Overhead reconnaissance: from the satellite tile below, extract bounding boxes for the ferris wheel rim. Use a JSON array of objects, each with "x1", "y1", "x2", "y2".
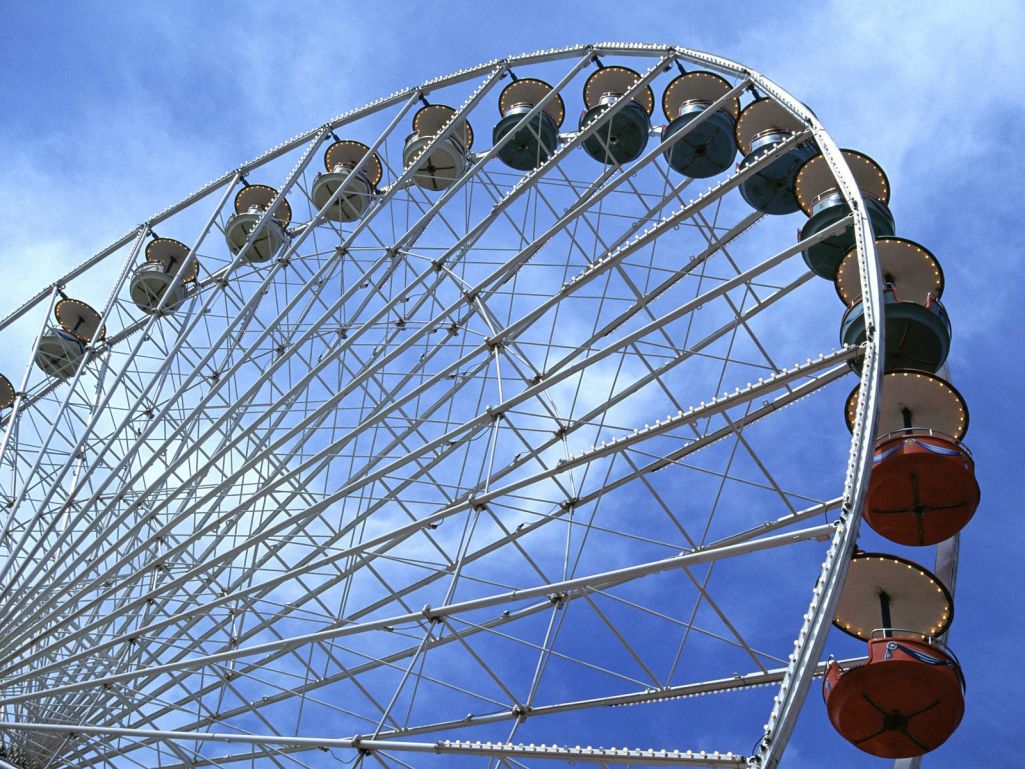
[{"x1": 0, "y1": 43, "x2": 888, "y2": 769}]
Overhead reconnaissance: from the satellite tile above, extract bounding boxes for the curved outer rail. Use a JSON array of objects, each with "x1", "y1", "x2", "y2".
[{"x1": 740, "y1": 70, "x2": 885, "y2": 768}]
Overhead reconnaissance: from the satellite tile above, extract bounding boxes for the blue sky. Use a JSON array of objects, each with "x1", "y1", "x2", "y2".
[{"x1": 0, "y1": 1, "x2": 1022, "y2": 766}]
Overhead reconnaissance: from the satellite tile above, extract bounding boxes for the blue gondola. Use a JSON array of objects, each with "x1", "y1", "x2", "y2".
[
  {"x1": 842, "y1": 287, "x2": 951, "y2": 374},
  {"x1": 836, "y1": 237, "x2": 951, "y2": 374},
  {"x1": 735, "y1": 98, "x2": 817, "y2": 215},
  {"x1": 661, "y1": 71, "x2": 739, "y2": 178},
  {"x1": 579, "y1": 66, "x2": 653, "y2": 165},
  {"x1": 493, "y1": 78, "x2": 565, "y2": 171},
  {"x1": 795, "y1": 150, "x2": 895, "y2": 279}
]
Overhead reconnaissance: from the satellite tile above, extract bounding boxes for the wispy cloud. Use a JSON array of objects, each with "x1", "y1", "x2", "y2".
[{"x1": 0, "y1": 4, "x2": 1019, "y2": 766}]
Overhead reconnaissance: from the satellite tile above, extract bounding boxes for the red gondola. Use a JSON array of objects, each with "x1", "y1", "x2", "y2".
[
  {"x1": 827, "y1": 552, "x2": 964, "y2": 757},
  {"x1": 845, "y1": 370, "x2": 979, "y2": 546},
  {"x1": 823, "y1": 633, "x2": 965, "y2": 758},
  {"x1": 866, "y1": 429, "x2": 980, "y2": 545}
]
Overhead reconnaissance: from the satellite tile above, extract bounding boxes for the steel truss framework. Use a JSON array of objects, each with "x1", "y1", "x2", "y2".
[{"x1": 0, "y1": 43, "x2": 886, "y2": 769}]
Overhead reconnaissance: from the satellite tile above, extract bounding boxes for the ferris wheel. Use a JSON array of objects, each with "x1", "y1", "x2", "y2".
[{"x1": 0, "y1": 43, "x2": 979, "y2": 769}]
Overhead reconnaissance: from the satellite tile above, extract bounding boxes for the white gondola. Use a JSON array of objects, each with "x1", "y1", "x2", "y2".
[
  {"x1": 224, "y1": 185, "x2": 291, "y2": 262},
  {"x1": 130, "y1": 263, "x2": 188, "y2": 314},
  {"x1": 129, "y1": 237, "x2": 199, "y2": 313},
  {"x1": 402, "y1": 104, "x2": 474, "y2": 190},
  {"x1": 35, "y1": 297, "x2": 105, "y2": 379},
  {"x1": 0, "y1": 372, "x2": 15, "y2": 409},
  {"x1": 35, "y1": 327, "x2": 86, "y2": 379},
  {"x1": 311, "y1": 140, "x2": 381, "y2": 222}
]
